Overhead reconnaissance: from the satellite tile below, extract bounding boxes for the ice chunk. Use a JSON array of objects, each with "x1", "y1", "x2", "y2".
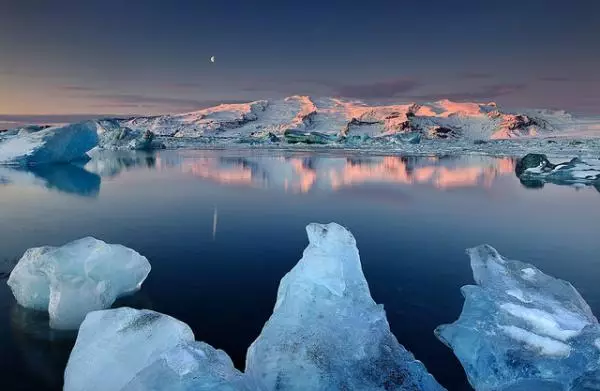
[
  {"x1": 245, "y1": 222, "x2": 445, "y2": 391},
  {"x1": 64, "y1": 308, "x2": 195, "y2": 391},
  {"x1": 0, "y1": 121, "x2": 98, "y2": 165},
  {"x1": 123, "y1": 341, "x2": 251, "y2": 391},
  {"x1": 96, "y1": 119, "x2": 162, "y2": 150},
  {"x1": 7, "y1": 237, "x2": 151, "y2": 329},
  {"x1": 62, "y1": 223, "x2": 443, "y2": 391},
  {"x1": 435, "y1": 245, "x2": 600, "y2": 391},
  {"x1": 516, "y1": 153, "x2": 600, "y2": 188},
  {"x1": 283, "y1": 129, "x2": 337, "y2": 144}
]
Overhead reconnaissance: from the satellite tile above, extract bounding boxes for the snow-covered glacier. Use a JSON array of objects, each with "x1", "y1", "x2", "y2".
[
  {"x1": 117, "y1": 97, "x2": 574, "y2": 144},
  {"x1": 2, "y1": 97, "x2": 597, "y2": 159},
  {"x1": 7, "y1": 237, "x2": 151, "y2": 330},
  {"x1": 63, "y1": 223, "x2": 444, "y2": 391},
  {"x1": 435, "y1": 245, "x2": 600, "y2": 391},
  {"x1": 0, "y1": 121, "x2": 98, "y2": 165}
]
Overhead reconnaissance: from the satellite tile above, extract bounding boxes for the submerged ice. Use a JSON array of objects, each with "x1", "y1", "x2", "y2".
[
  {"x1": 435, "y1": 245, "x2": 600, "y2": 391},
  {"x1": 7, "y1": 237, "x2": 151, "y2": 330},
  {"x1": 63, "y1": 223, "x2": 444, "y2": 391}
]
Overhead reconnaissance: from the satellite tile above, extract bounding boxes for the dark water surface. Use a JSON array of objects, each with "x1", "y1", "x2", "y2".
[{"x1": 0, "y1": 150, "x2": 599, "y2": 390}]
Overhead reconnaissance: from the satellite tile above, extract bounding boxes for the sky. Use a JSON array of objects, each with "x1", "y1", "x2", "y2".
[{"x1": 0, "y1": 0, "x2": 599, "y2": 122}]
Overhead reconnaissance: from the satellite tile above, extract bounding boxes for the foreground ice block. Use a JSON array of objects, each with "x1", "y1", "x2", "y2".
[
  {"x1": 62, "y1": 223, "x2": 443, "y2": 391},
  {"x1": 0, "y1": 121, "x2": 98, "y2": 165},
  {"x1": 124, "y1": 341, "x2": 250, "y2": 391},
  {"x1": 246, "y1": 222, "x2": 445, "y2": 391},
  {"x1": 7, "y1": 237, "x2": 151, "y2": 329},
  {"x1": 64, "y1": 308, "x2": 195, "y2": 391},
  {"x1": 435, "y1": 245, "x2": 600, "y2": 391}
]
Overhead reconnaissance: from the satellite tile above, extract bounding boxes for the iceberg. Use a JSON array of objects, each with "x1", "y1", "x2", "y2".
[
  {"x1": 63, "y1": 223, "x2": 443, "y2": 391},
  {"x1": 516, "y1": 153, "x2": 600, "y2": 187},
  {"x1": 245, "y1": 222, "x2": 444, "y2": 390},
  {"x1": 435, "y1": 245, "x2": 600, "y2": 391},
  {"x1": 0, "y1": 121, "x2": 98, "y2": 165},
  {"x1": 96, "y1": 119, "x2": 163, "y2": 150},
  {"x1": 7, "y1": 237, "x2": 151, "y2": 330}
]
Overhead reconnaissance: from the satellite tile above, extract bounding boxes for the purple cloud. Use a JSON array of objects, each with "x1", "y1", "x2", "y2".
[
  {"x1": 459, "y1": 72, "x2": 494, "y2": 79},
  {"x1": 334, "y1": 79, "x2": 421, "y2": 99},
  {"x1": 0, "y1": 114, "x2": 120, "y2": 125},
  {"x1": 538, "y1": 76, "x2": 571, "y2": 82},
  {"x1": 88, "y1": 94, "x2": 249, "y2": 112},
  {"x1": 90, "y1": 94, "x2": 208, "y2": 110},
  {"x1": 57, "y1": 85, "x2": 97, "y2": 92},
  {"x1": 412, "y1": 83, "x2": 527, "y2": 102}
]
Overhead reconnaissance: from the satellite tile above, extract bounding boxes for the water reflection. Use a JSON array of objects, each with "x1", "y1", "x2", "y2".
[
  {"x1": 0, "y1": 164, "x2": 100, "y2": 197},
  {"x1": 155, "y1": 152, "x2": 520, "y2": 192},
  {"x1": 84, "y1": 150, "x2": 157, "y2": 178},
  {"x1": 10, "y1": 306, "x2": 77, "y2": 389},
  {"x1": 2, "y1": 151, "x2": 597, "y2": 197}
]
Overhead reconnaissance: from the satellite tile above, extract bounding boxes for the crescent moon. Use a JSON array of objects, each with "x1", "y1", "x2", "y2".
[{"x1": 210, "y1": 56, "x2": 215, "y2": 63}]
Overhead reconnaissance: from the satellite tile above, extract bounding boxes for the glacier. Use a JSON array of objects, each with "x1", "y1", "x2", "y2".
[
  {"x1": 435, "y1": 245, "x2": 600, "y2": 391},
  {"x1": 118, "y1": 97, "x2": 570, "y2": 143},
  {"x1": 98, "y1": 97, "x2": 600, "y2": 155},
  {"x1": 2, "y1": 97, "x2": 599, "y2": 158},
  {"x1": 63, "y1": 223, "x2": 444, "y2": 391},
  {"x1": 7, "y1": 237, "x2": 151, "y2": 330},
  {"x1": 0, "y1": 121, "x2": 98, "y2": 165}
]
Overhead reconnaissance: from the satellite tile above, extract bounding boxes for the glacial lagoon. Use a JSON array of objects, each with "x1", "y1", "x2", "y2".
[{"x1": 1, "y1": 150, "x2": 599, "y2": 390}]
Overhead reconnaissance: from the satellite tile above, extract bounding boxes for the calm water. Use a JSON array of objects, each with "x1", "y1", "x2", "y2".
[{"x1": 0, "y1": 150, "x2": 599, "y2": 391}]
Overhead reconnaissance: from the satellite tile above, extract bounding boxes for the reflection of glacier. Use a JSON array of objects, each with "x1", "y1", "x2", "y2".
[
  {"x1": 84, "y1": 150, "x2": 157, "y2": 178},
  {"x1": 155, "y1": 152, "x2": 516, "y2": 192}
]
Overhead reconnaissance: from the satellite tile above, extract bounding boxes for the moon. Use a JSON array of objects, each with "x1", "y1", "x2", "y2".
[{"x1": 210, "y1": 56, "x2": 215, "y2": 63}]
